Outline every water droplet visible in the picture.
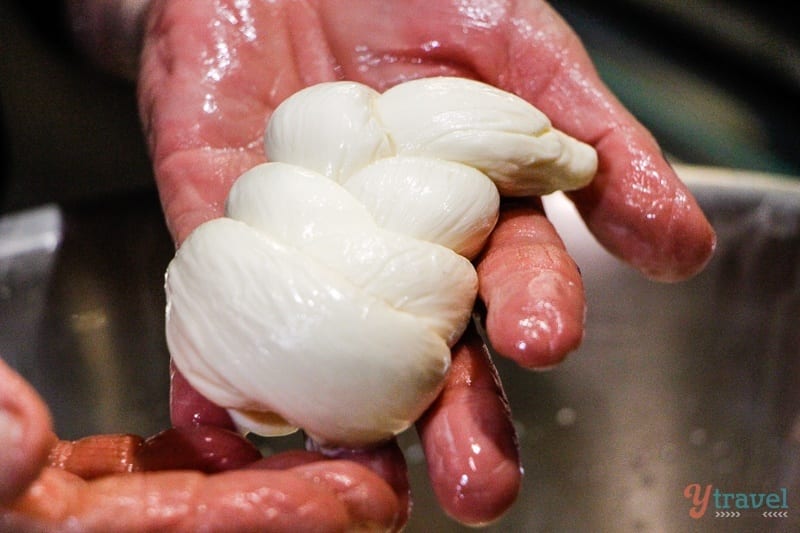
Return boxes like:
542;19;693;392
404;442;424;464
659;442;677;463
420;40;441;52
689;428;707;447
555;407;577;427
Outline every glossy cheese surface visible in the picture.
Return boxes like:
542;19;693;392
165;77;597;447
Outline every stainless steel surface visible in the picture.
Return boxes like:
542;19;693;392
2;167;799;531
1;192;173;439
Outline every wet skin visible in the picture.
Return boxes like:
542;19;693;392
2;1;715;530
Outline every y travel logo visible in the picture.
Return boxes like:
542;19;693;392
684;483;790;519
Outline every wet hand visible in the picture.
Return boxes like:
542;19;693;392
135;0;715;525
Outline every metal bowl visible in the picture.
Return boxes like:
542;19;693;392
2;165;799;532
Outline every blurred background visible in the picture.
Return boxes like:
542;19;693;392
1;0;153;212
1;2;799;532
551;0;799;176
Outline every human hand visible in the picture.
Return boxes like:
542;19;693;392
0;358;406;531
135;0;715;526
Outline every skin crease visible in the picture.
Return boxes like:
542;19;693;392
2;0;716;530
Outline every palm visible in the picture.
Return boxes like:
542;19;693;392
144;1;577;238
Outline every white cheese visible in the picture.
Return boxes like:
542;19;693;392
375;76;597;196
165;77;597;447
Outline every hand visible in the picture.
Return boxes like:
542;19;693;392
0;358;406;531
57;0;713;528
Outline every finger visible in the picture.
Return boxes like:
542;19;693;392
253;443;411;529
48;434;144;479
497;3;716;281
45;429;406;529
292;460;405;532
0;359;56;505
566;134;717;281
416;329;521;526
134;426;262;473
48;426;261;480
2;462;401;533
477;199;584;368
306;438;412;528
169;362;236;430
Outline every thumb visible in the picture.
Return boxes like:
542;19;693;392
0;358;55;505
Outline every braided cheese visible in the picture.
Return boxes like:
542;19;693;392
165;77;597;447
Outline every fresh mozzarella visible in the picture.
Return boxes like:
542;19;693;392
166;77;597;447
226;162;478;345
375;76;597;196
342;156;500;260
166;219;450;446
264;81;392;182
